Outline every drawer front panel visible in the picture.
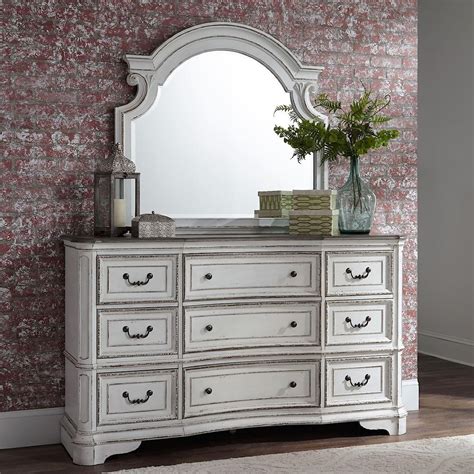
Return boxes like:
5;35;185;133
185;362;319;417
98;255;177;304
185;254;320;300
326;357;391;406
185;304;319;352
98;309;177;358
326;253;392;296
98;370;177;425
326;301;392;346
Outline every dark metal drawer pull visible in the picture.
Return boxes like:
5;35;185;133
123;272;153;286
346;267;371;280
122;389;153;404
290;271;298;278
289;381;297;388
345;316;371;329
345;374;371;387
122;325;153;339
205;324;213;332
290;321;298;328
204;273;213;280
205;387;213;395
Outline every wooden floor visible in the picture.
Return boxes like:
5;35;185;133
1;354;473;473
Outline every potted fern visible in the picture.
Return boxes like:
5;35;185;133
274;88;399;234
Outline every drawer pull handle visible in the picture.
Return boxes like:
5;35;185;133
123;272;154;286
345;316;371;329
290;321;298;328
122;325;154;339
345;267;371;280
205;324;213;332
289;381;297;388
205;387;213;395
122;389;153;404
204;273;213;280
290;271;298;278
345;374;371;387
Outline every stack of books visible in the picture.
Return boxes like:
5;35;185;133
289;190;339;236
256;190;339;236
255;191;293;218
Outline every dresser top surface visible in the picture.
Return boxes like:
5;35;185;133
64;234;404;250
65;234;402;243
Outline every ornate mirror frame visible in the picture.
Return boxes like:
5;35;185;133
115;22;329;228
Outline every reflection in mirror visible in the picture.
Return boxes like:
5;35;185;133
132;51;313;218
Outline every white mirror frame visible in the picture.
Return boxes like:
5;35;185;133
115;22;328;232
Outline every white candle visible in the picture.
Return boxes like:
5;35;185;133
113;199;127;227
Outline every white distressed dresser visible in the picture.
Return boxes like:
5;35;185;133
62;234;406;465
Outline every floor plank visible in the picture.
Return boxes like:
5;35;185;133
0;354;473;473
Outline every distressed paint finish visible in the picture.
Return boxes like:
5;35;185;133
0;0;417;411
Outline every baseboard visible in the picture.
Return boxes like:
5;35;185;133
419;330;474;367
0;407;64;449
401;379;419;411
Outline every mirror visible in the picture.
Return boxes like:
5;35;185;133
131;51;313;218
117;22;326;227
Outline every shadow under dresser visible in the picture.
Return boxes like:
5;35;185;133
62;234;406;465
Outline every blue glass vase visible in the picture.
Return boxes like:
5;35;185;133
337;157;376;234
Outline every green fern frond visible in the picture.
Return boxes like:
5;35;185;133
274;104;293;115
314;93;342;113
370;114;391;124
274;104;299;123
274;84;399;165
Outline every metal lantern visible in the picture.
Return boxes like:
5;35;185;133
94;143;140;237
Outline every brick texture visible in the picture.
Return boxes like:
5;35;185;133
0;0;417;411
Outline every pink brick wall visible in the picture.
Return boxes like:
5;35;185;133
1;0;417;411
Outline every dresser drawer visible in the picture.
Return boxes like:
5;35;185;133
185;303;319;352
326;253;392;296
98;370;177;425
184;362;319;417
326;301;392;346
326;357;391;406
97;309;177;358
185;254;320;300
97;255;178;304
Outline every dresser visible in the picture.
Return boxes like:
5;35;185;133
61;234;406;465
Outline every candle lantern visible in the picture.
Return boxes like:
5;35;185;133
94;143;140;236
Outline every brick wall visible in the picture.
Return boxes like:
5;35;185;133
0;0;417;411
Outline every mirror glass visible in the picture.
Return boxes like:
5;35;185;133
132;51;313;218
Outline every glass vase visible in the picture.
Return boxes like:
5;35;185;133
337;157;376;234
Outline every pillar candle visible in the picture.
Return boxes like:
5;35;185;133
113;199;128;227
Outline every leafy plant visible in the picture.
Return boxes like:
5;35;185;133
273;87;399;164
274;87;400;215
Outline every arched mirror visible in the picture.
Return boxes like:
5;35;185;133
133;51;312;218
116;22;327;228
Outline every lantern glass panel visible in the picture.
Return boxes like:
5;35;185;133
113;177;137;229
125;178;137;223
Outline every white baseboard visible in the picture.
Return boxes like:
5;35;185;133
0;379;419;449
0;407;64;449
419;330;474;367
402;379;419;411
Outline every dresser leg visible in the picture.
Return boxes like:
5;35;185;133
359;416;407;436
61;426;141;465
